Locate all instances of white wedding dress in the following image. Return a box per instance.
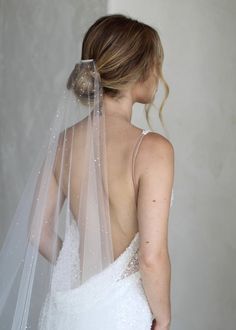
[38,129,174,330]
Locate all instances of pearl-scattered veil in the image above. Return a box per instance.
[0,59,114,329]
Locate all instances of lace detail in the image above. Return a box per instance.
[117,248,139,281]
[119,251,139,280]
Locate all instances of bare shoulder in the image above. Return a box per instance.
[145,131,174,153]
[137,132,174,174]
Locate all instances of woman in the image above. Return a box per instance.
[0,14,174,330]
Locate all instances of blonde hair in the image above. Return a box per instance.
[67,14,169,130]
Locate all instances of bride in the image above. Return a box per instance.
[0,14,174,330]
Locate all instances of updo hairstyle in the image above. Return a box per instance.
[67,14,169,128]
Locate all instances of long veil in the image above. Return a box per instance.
[0,59,114,329]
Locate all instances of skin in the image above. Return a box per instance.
[34,66,173,329]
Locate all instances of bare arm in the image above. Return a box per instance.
[38,170,66,264]
[137,134,174,328]
[29,162,66,264]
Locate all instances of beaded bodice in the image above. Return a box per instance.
[118,248,139,280]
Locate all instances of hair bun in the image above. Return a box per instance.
[67,63,95,100]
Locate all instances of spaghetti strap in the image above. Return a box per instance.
[131,129,151,197]
[131,129,174,208]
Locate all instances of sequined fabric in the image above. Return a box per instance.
[118,248,139,281]
[38,230,154,329]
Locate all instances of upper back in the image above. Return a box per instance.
[105,127,151,259]
[55,122,171,261]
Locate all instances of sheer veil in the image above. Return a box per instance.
[0,59,114,329]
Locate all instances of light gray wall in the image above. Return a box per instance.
[1,0,236,328]
[0,0,107,241]
[108,1,236,329]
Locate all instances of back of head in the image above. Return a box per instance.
[68,14,164,96]
[67,14,169,129]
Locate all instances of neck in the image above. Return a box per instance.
[102,91,135,124]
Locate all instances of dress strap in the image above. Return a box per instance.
[131,129,174,208]
[131,129,151,198]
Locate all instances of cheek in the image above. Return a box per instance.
[133,77,158,103]
[145,79,157,96]
[147,75,157,89]
[141,86,156,103]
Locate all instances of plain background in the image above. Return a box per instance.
[0,0,107,237]
[1,0,236,329]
